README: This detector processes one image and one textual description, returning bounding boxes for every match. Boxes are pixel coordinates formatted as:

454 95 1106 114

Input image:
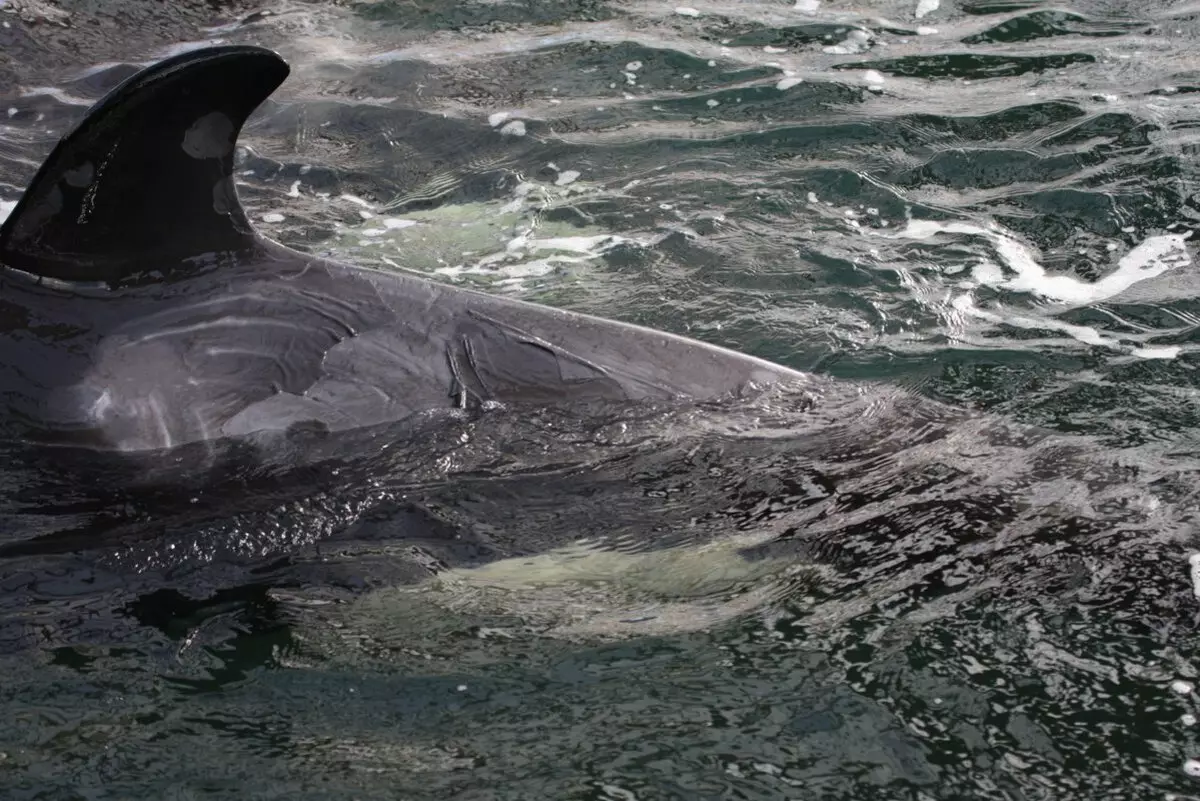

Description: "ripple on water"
1 0 1200 798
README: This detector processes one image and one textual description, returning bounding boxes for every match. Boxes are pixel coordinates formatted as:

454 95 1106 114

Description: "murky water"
3 0 1200 798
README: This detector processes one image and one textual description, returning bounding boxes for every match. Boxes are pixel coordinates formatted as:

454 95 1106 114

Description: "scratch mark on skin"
446 334 487 411
467 309 613 379
147 392 173 450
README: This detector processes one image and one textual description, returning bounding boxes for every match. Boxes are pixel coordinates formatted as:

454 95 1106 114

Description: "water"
3 0 1200 798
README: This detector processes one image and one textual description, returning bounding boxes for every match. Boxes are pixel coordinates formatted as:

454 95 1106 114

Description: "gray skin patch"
63 162 94 188
212 177 238 215
182 112 235 159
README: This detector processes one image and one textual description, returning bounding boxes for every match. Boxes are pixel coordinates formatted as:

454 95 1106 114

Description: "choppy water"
4 0 1200 798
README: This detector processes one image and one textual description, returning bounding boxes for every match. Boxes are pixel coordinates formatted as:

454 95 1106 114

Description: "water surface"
2 0 1200 798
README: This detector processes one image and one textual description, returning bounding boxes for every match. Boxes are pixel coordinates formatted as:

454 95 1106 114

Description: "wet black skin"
0 45 807 457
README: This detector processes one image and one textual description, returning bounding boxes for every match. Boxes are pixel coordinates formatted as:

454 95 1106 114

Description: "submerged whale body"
0 45 806 456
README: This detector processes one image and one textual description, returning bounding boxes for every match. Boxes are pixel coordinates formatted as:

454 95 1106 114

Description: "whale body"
0 45 807 456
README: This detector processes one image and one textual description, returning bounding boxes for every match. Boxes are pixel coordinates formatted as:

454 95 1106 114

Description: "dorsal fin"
0 45 289 285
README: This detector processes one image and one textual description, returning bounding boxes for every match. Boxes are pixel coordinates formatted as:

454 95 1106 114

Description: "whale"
1 46 1179 663
0 44 808 459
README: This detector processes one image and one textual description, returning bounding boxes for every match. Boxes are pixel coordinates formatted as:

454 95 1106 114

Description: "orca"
0 44 809 458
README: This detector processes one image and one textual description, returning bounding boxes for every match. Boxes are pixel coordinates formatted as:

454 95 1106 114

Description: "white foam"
898 220 1191 307
0 199 15 226
1173 680 1195 695
261 212 285 223
776 77 803 90
487 111 510 128
555 170 581 186
1130 344 1182 359
20 87 91 107
5 108 15 118
764 46 788 54
435 258 560 282
915 0 940 18
339 194 375 211
1190 553 1200 599
864 70 886 90
951 293 1181 359
286 180 301 198
706 98 720 107
625 61 643 72
524 235 621 254
435 229 642 287
893 219 1191 359
382 217 418 230
795 0 820 10
950 294 1117 351
675 6 700 17
154 39 229 60
1185 759 1200 777
499 120 526 137
823 29 872 55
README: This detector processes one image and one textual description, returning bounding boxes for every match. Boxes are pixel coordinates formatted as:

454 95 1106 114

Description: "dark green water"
2 0 1200 798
